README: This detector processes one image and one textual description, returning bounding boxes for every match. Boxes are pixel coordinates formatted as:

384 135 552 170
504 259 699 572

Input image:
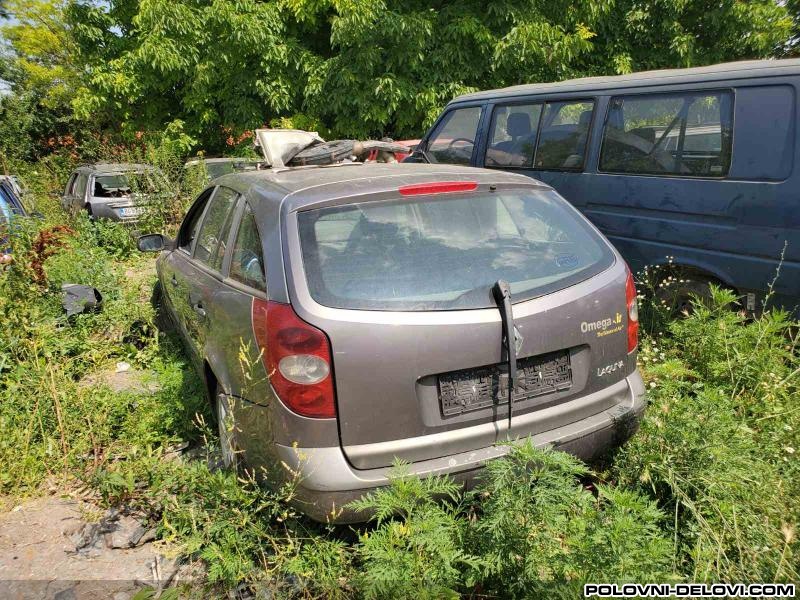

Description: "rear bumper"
276 370 647 523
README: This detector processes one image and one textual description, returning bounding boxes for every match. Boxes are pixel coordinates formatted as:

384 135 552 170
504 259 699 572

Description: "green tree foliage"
63 0 792 149
0 0 82 162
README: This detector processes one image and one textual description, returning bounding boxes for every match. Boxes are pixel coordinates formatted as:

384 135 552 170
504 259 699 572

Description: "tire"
289 139 356 166
216 390 239 470
150 280 175 332
655 275 719 315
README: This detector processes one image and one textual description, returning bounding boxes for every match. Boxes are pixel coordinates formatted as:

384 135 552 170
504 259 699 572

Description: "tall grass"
615 287 799 582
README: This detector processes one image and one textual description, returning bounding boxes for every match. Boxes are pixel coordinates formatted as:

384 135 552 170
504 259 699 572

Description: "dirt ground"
0 496 184 599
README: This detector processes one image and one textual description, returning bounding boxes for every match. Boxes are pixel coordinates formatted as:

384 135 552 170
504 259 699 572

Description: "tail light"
625 265 639 353
252 299 336 418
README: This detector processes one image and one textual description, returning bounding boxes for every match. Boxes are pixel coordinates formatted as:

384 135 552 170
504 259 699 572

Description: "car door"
210 200 268 402
0 194 11 252
73 174 89 211
161 187 216 362
166 186 240 363
61 173 78 210
211 199 271 460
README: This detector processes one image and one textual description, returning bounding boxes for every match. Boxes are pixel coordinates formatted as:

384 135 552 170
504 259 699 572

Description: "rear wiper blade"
492 279 517 433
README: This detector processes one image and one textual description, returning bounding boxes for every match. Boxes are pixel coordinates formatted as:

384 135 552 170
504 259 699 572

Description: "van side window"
534 100 594 170
229 204 266 292
486 104 542 167
600 91 733 177
426 106 482 165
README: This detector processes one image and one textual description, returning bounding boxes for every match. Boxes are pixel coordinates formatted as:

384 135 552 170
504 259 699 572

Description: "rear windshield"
297 189 614 311
93 173 156 197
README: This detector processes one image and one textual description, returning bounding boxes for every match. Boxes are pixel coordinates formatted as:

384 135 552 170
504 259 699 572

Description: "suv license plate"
438 350 572 417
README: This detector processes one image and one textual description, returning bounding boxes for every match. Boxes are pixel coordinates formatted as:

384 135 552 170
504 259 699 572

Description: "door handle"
170 274 178 286
192 302 207 318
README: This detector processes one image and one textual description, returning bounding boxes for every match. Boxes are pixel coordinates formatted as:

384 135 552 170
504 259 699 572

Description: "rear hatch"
93 171 158 219
289 182 629 469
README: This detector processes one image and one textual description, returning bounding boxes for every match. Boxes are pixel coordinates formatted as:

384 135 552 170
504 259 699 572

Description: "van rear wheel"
655 275 719 316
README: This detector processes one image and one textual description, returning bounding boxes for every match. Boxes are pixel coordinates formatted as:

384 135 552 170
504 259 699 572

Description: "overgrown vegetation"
0 0 796 158
1 161 797 595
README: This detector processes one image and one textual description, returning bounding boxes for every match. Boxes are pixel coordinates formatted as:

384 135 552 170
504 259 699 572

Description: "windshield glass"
205 162 235 179
298 189 614 311
92 173 156 197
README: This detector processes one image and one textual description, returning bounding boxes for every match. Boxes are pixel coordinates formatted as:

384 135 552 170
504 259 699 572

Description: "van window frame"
421 103 486 166
596 87 736 180
481 97 597 173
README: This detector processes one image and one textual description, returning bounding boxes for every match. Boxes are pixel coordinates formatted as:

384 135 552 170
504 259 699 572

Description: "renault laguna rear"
142 163 645 523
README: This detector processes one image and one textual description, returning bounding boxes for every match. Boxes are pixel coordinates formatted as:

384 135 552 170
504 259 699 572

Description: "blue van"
406 59 800 315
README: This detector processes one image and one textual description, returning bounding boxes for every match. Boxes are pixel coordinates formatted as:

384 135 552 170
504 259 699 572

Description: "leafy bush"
615 287 799 582
467 444 673 596
350 470 472 599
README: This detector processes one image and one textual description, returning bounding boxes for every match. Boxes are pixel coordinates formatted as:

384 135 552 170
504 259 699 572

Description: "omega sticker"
580 312 624 338
597 360 624 377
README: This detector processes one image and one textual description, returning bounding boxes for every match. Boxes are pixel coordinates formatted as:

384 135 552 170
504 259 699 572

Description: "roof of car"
215 162 547 210
78 162 155 173
452 58 800 103
184 157 265 166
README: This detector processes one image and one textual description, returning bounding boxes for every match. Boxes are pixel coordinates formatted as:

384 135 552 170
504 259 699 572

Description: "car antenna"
492 280 517 434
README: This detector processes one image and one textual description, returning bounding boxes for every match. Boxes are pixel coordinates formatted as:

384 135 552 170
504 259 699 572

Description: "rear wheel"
655 274 722 315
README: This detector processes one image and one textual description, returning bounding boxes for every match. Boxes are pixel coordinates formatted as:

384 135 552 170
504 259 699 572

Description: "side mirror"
137 233 168 252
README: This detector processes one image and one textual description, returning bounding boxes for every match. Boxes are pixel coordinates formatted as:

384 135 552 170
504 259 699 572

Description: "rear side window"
600 91 733 177
229 204 266 292
534 100 594 170
297 189 613 311
426 106 482 165
486 104 542 167
195 186 239 267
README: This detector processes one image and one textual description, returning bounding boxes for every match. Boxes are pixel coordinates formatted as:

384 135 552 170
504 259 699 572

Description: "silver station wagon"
138 163 645 522
62 163 162 222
